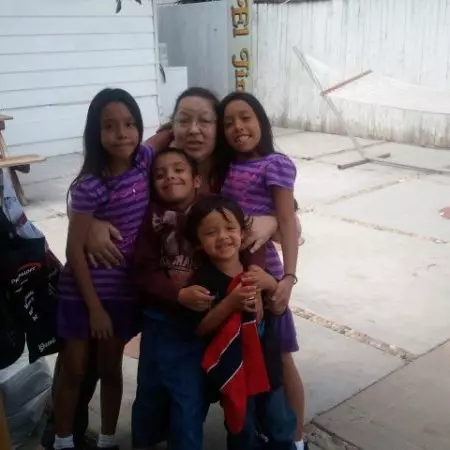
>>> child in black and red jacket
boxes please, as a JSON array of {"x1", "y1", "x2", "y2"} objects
[{"x1": 181, "y1": 195, "x2": 298, "y2": 450}]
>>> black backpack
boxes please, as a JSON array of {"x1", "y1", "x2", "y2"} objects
[{"x1": 0, "y1": 208, "x2": 60, "y2": 368}]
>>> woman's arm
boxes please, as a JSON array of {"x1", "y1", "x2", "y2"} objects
[
  {"x1": 85, "y1": 219, "x2": 124, "y2": 268},
  {"x1": 144, "y1": 128, "x2": 173, "y2": 152}
]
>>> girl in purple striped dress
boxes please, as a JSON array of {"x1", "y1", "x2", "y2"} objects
[
  {"x1": 53, "y1": 89, "x2": 152, "y2": 450},
  {"x1": 217, "y1": 92, "x2": 307, "y2": 450}
]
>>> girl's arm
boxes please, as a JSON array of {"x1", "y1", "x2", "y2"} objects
[
  {"x1": 267, "y1": 155, "x2": 298, "y2": 306},
  {"x1": 67, "y1": 212, "x2": 113, "y2": 339},
  {"x1": 273, "y1": 186, "x2": 298, "y2": 277},
  {"x1": 66, "y1": 212, "x2": 102, "y2": 312}
]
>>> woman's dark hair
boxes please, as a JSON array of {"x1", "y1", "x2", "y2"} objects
[
  {"x1": 171, "y1": 87, "x2": 220, "y2": 120},
  {"x1": 171, "y1": 87, "x2": 224, "y2": 191},
  {"x1": 71, "y1": 88, "x2": 144, "y2": 189},
  {"x1": 215, "y1": 91, "x2": 276, "y2": 186},
  {"x1": 185, "y1": 195, "x2": 252, "y2": 245}
]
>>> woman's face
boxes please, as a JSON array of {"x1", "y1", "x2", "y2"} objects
[{"x1": 172, "y1": 96, "x2": 217, "y2": 163}]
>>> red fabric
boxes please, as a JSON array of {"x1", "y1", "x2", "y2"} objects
[{"x1": 202, "y1": 274, "x2": 269, "y2": 434}]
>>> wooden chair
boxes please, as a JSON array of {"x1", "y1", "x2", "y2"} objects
[{"x1": 0, "y1": 115, "x2": 46, "y2": 206}]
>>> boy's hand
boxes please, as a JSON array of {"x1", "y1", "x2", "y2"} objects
[
  {"x1": 227, "y1": 282, "x2": 258, "y2": 312},
  {"x1": 178, "y1": 285, "x2": 214, "y2": 312},
  {"x1": 242, "y1": 265, "x2": 277, "y2": 294}
]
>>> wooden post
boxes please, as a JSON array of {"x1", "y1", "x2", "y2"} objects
[
  {"x1": 0, "y1": 394, "x2": 11, "y2": 450},
  {"x1": 0, "y1": 118, "x2": 28, "y2": 206},
  {"x1": 227, "y1": 0, "x2": 253, "y2": 92}
]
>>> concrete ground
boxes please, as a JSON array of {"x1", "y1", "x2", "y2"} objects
[{"x1": 21, "y1": 130, "x2": 450, "y2": 450}]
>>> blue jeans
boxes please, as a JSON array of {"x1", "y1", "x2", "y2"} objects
[
  {"x1": 132, "y1": 317, "x2": 207, "y2": 450},
  {"x1": 227, "y1": 387, "x2": 297, "y2": 450}
]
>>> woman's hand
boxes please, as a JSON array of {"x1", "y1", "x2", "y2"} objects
[
  {"x1": 242, "y1": 215, "x2": 278, "y2": 253},
  {"x1": 89, "y1": 306, "x2": 114, "y2": 340},
  {"x1": 85, "y1": 219, "x2": 124, "y2": 268},
  {"x1": 273, "y1": 213, "x2": 304, "y2": 246},
  {"x1": 178, "y1": 285, "x2": 214, "y2": 312}
]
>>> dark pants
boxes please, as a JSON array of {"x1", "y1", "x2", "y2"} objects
[
  {"x1": 40, "y1": 346, "x2": 99, "y2": 449},
  {"x1": 132, "y1": 317, "x2": 207, "y2": 450},
  {"x1": 227, "y1": 387, "x2": 297, "y2": 450}
]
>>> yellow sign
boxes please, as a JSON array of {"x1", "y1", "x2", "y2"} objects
[{"x1": 228, "y1": 0, "x2": 252, "y2": 92}]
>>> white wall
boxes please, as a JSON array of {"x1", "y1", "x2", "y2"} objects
[
  {"x1": 0, "y1": 0, "x2": 160, "y2": 157},
  {"x1": 157, "y1": 0, "x2": 450, "y2": 148},
  {"x1": 254, "y1": 0, "x2": 450, "y2": 148}
]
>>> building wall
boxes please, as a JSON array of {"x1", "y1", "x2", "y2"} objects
[
  {"x1": 157, "y1": 0, "x2": 450, "y2": 148},
  {"x1": 0, "y1": 0, "x2": 160, "y2": 157},
  {"x1": 158, "y1": 2, "x2": 229, "y2": 99},
  {"x1": 254, "y1": 0, "x2": 450, "y2": 148}
]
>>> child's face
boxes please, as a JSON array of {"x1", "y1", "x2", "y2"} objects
[
  {"x1": 196, "y1": 210, "x2": 243, "y2": 262},
  {"x1": 153, "y1": 152, "x2": 201, "y2": 205},
  {"x1": 100, "y1": 102, "x2": 139, "y2": 161},
  {"x1": 223, "y1": 100, "x2": 261, "y2": 154}
]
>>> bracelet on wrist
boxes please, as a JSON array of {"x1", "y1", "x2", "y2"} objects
[{"x1": 282, "y1": 273, "x2": 298, "y2": 285}]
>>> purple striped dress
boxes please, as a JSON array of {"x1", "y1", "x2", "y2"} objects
[
  {"x1": 57, "y1": 145, "x2": 152, "y2": 341},
  {"x1": 221, "y1": 152, "x2": 300, "y2": 352}
]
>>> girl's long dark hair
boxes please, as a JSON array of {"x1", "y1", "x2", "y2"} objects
[
  {"x1": 216, "y1": 92, "x2": 276, "y2": 186},
  {"x1": 171, "y1": 87, "x2": 223, "y2": 191},
  {"x1": 71, "y1": 88, "x2": 144, "y2": 189}
]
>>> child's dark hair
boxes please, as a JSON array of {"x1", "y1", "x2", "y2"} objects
[
  {"x1": 185, "y1": 195, "x2": 252, "y2": 245},
  {"x1": 216, "y1": 91, "x2": 276, "y2": 185},
  {"x1": 72, "y1": 88, "x2": 143, "y2": 187},
  {"x1": 152, "y1": 147, "x2": 199, "y2": 177}
]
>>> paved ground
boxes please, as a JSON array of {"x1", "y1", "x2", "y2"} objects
[{"x1": 21, "y1": 130, "x2": 450, "y2": 450}]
